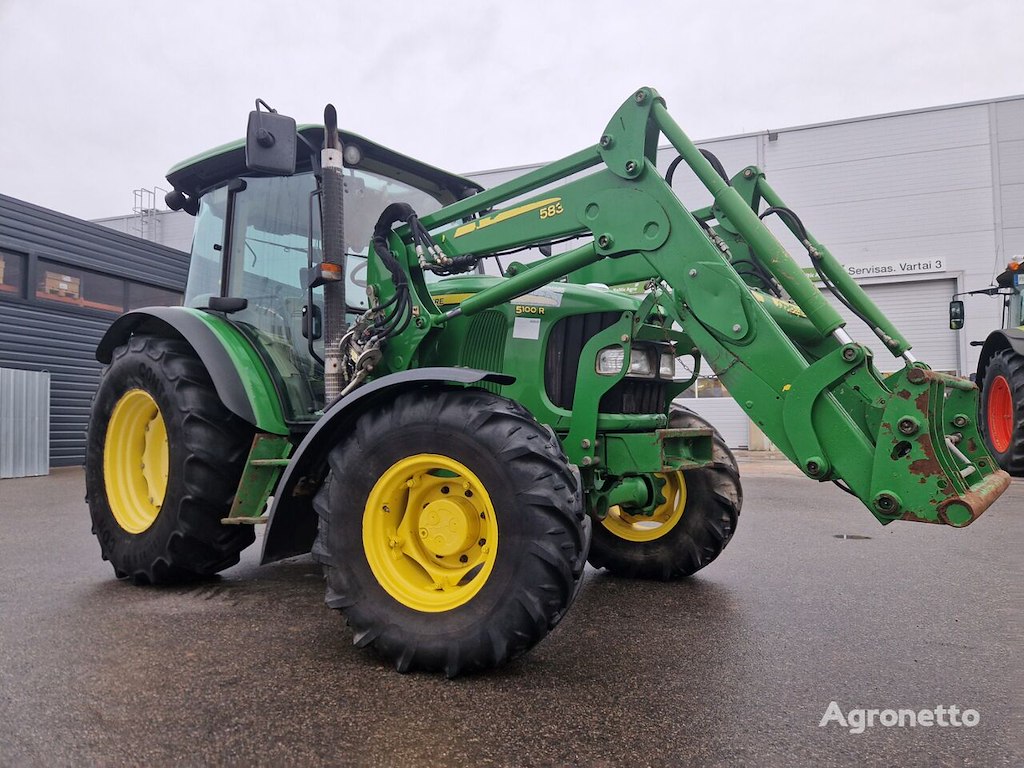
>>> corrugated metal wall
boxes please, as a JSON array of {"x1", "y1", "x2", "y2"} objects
[
  {"x1": 0, "y1": 302, "x2": 113, "y2": 465},
  {"x1": 0, "y1": 194, "x2": 189, "y2": 467},
  {"x1": 995, "y1": 99, "x2": 1024, "y2": 258},
  {"x1": 1, "y1": 194, "x2": 189, "y2": 287},
  {"x1": 0, "y1": 367, "x2": 49, "y2": 478}
]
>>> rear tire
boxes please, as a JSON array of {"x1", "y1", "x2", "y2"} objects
[
  {"x1": 587, "y1": 406, "x2": 742, "y2": 580},
  {"x1": 313, "y1": 388, "x2": 588, "y2": 676},
  {"x1": 980, "y1": 348, "x2": 1024, "y2": 476},
  {"x1": 85, "y1": 336, "x2": 256, "y2": 584}
]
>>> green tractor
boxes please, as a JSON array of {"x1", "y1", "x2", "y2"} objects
[
  {"x1": 86, "y1": 88, "x2": 1009, "y2": 675},
  {"x1": 951, "y1": 259, "x2": 1024, "y2": 475}
]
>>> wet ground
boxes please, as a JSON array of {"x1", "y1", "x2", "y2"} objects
[{"x1": 1, "y1": 458, "x2": 1021, "y2": 767}]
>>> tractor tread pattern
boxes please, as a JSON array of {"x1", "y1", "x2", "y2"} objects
[
  {"x1": 587, "y1": 406, "x2": 742, "y2": 580},
  {"x1": 312, "y1": 388, "x2": 589, "y2": 677},
  {"x1": 981, "y1": 348, "x2": 1024, "y2": 476},
  {"x1": 85, "y1": 336, "x2": 255, "y2": 585}
]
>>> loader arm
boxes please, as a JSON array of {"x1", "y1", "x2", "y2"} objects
[{"x1": 368, "y1": 87, "x2": 1007, "y2": 526}]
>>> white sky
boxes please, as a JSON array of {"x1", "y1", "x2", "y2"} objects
[{"x1": 1, "y1": 0, "x2": 1022, "y2": 220}]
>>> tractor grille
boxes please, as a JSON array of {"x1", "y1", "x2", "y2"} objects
[
  {"x1": 599, "y1": 377, "x2": 667, "y2": 414},
  {"x1": 463, "y1": 310, "x2": 506, "y2": 394},
  {"x1": 545, "y1": 312, "x2": 667, "y2": 414}
]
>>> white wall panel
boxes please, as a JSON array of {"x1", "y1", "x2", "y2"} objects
[
  {"x1": 1001, "y1": 183, "x2": 1024, "y2": 230},
  {"x1": 765, "y1": 106, "x2": 990, "y2": 170},
  {"x1": 823, "y1": 278, "x2": 960, "y2": 374},
  {"x1": 765, "y1": 144, "x2": 992, "y2": 206},
  {"x1": 1003, "y1": 227, "x2": 1024, "y2": 256},
  {"x1": 995, "y1": 100, "x2": 1024, "y2": 141},
  {"x1": 997, "y1": 139, "x2": 1024, "y2": 184}
]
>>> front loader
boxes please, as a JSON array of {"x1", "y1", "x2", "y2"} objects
[{"x1": 86, "y1": 88, "x2": 1009, "y2": 676}]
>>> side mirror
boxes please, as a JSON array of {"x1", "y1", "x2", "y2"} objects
[
  {"x1": 949, "y1": 299, "x2": 965, "y2": 330},
  {"x1": 245, "y1": 103, "x2": 297, "y2": 176}
]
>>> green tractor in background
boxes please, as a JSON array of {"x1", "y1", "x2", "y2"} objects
[
  {"x1": 87, "y1": 89, "x2": 1009, "y2": 676},
  {"x1": 951, "y1": 259, "x2": 1024, "y2": 475}
]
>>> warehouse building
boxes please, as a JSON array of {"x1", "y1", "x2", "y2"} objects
[
  {"x1": 90, "y1": 94, "x2": 1023, "y2": 450},
  {"x1": 0, "y1": 194, "x2": 187, "y2": 473}
]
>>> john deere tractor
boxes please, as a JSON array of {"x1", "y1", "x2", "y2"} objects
[
  {"x1": 86, "y1": 88, "x2": 1009, "y2": 676},
  {"x1": 951, "y1": 259, "x2": 1024, "y2": 474}
]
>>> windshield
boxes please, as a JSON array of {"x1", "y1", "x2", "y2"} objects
[
  {"x1": 185, "y1": 168, "x2": 446, "y2": 420},
  {"x1": 185, "y1": 168, "x2": 444, "y2": 310}
]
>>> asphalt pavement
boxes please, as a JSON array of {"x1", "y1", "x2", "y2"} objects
[{"x1": 0, "y1": 457, "x2": 1021, "y2": 767}]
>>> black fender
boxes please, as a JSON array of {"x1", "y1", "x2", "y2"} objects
[
  {"x1": 96, "y1": 307, "x2": 282, "y2": 433},
  {"x1": 975, "y1": 328, "x2": 1024, "y2": 385},
  {"x1": 260, "y1": 367, "x2": 515, "y2": 565}
]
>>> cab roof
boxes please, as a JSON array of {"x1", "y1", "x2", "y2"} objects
[{"x1": 166, "y1": 125, "x2": 484, "y2": 205}]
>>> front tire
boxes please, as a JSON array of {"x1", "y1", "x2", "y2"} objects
[
  {"x1": 980, "y1": 348, "x2": 1024, "y2": 476},
  {"x1": 313, "y1": 388, "x2": 588, "y2": 676},
  {"x1": 85, "y1": 336, "x2": 256, "y2": 584},
  {"x1": 587, "y1": 406, "x2": 742, "y2": 580}
]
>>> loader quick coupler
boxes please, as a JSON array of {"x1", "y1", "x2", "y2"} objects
[{"x1": 868, "y1": 367, "x2": 1010, "y2": 527}]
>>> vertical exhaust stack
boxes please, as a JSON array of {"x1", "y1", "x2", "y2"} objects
[{"x1": 321, "y1": 104, "x2": 347, "y2": 403}]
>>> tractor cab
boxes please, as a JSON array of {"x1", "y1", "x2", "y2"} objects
[{"x1": 165, "y1": 126, "x2": 483, "y2": 423}]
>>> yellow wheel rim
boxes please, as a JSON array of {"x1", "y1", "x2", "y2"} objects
[
  {"x1": 103, "y1": 389, "x2": 169, "y2": 534},
  {"x1": 601, "y1": 472, "x2": 687, "y2": 543},
  {"x1": 363, "y1": 454, "x2": 498, "y2": 613}
]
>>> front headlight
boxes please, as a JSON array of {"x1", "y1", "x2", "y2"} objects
[
  {"x1": 660, "y1": 351, "x2": 676, "y2": 379},
  {"x1": 596, "y1": 346, "x2": 655, "y2": 377}
]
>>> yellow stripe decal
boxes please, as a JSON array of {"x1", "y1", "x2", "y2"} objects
[
  {"x1": 431, "y1": 293, "x2": 476, "y2": 307},
  {"x1": 453, "y1": 198, "x2": 562, "y2": 238},
  {"x1": 750, "y1": 288, "x2": 806, "y2": 318}
]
